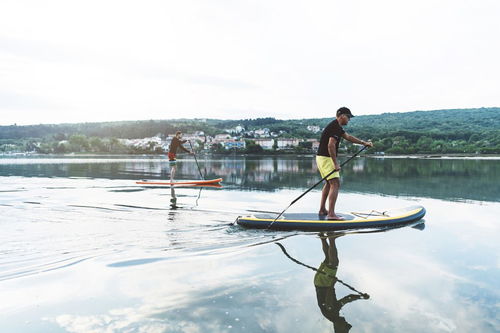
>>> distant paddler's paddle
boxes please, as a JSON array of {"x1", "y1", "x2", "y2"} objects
[
  {"x1": 188, "y1": 140, "x2": 205, "y2": 180},
  {"x1": 269, "y1": 145, "x2": 368, "y2": 227}
]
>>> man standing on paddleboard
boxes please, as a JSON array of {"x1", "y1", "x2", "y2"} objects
[
  {"x1": 317, "y1": 107, "x2": 373, "y2": 220},
  {"x1": 168, "y1": 131, "x2": 194, "y2": 182}
]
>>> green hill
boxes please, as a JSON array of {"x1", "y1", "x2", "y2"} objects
[
  {"x1": 1, "y1": 108, "x2": 499, "y2": 154},
  {"x1": 337, "y1": 108, "x2": 500, "y2": 154}
]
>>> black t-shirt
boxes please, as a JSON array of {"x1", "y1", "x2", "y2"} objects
[{"x1": 317, "y1": 119, "x2": 345, "y2": 157}]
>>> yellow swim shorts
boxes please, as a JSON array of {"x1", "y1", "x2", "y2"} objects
[
  {"x1": 316, "y1": 155, "x2": 340, "y2": 180},
  {"x1": 314, "y1": 261, "x2": 338, "y2": 287}
]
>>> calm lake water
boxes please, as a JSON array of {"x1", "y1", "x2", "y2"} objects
[{"x1": 0, "y1": 155, "x2": 499, "y2": 333}]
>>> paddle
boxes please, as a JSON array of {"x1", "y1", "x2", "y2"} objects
[
  {"x1": 270, "y1": 145, "x2": 368, "y2": 226},
  {"x1": 188, "y1": 140, "x2": 205, "y2": 180}
]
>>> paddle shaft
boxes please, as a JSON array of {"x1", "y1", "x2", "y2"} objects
[
  {"x1": 271, "y1": 145, "x2": 368, "y2": 225},
  {"x1": 188, "y1": 141, "x2": 205, "y2": 180}
]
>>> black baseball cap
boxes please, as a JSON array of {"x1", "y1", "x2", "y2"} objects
[{"x1": 337, "y1": 107, "x2": 354, "y2": 118}]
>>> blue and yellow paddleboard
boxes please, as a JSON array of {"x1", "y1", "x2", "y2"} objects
[{"x1": 236, "y1": 205, "x2": 425, "y2": 231}]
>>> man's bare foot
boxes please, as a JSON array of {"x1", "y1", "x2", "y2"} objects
[
  {"x1": 327, "y1": 214, "x2": 345, "y2": 221},
  {"x1": 318, "y1": 209, "x2": 328, "y2": 216}
]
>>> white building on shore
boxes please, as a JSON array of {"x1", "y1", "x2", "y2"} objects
[
  {"x1": 276, "y1": 138, "x2": 300, "y2": 150},
  {"x1": 253, "y1": 138, "x2": 274, "y2": 150}
]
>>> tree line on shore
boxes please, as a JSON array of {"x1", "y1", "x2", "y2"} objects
[{"x1": 1, "y1": 108, "x2": 499, "y2": 155}]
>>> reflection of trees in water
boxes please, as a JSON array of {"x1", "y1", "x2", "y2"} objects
[
  {"x1": 201, "y1": 157, "x2": 500, "y2": 201},
  {"x1": 355, "y1": 158, "x2": 496, "y2": 178},
  {"x1": 343, "y1": 158, "x2": 500, "y2": 202},
  {"x1": 198, "y1": 157, "x2": 500, "y2": 201},
  {"x1": 1, "y1": 156, "x2": 498, "y2": 201}
]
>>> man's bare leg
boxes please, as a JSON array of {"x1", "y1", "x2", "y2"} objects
[
  {"x1": 327, "y1": 178, "x2": 343, "y2": 220},
  {"x1": 327, "y1": 235, "x2": 340, "y2": 266},
  {"x1": 170, "y1": 165, "x2": 176, "y2": 183},
  {"x1": 319, "y1": 182, "x2": 330, "y2": 215}
]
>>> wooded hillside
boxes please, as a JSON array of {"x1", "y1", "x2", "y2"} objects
[{"x1": 1, "y1": 108, "x2": 498, "y2": 154}]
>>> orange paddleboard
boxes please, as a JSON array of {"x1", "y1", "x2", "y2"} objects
[{"x1": 136, "y1": 178, "x2": 222, "y2": 186}]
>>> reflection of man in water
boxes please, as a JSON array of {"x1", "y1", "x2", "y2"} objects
[
  {"x1": 170, "y1": 186, "x2": 178, "y2": 209},
  {"x1": 314, "y1": 233, "x2": 369, "y2": 332}
]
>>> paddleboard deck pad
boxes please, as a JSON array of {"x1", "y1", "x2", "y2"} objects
[
  {"x1": 136, "y1": 178, "x2": 222, "y2": 186},
  {"x1": 236, "y1": 205, "x2": 425, "y2": 231}
]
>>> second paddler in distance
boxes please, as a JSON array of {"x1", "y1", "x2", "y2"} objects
[{"x1": 168, "y1": 131, "x2": 194, "y2": 183}]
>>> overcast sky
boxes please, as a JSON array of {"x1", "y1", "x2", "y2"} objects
[{"x1": 0, "y1": 0, "x2": 499, "y2": 125}]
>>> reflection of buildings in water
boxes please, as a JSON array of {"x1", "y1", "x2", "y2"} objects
[
  {"x1": 276, "y1": 159, "x2": 299, "y2": 173},
  {"x1": 120, "y1": 156, "x2": 362, "y2": 189},
  {"x1": 351, "y1": 158, "x2": 366, "y2": 173},
  {"x1": 203, "y1": 157, "x2": 317, "y2": 176},
  {"x1": 120, "y1": 156, "x2": 363, "y2": 181},
  {"x1": 167, "y1": 157, "x2": 321, "y2": 188},
  {"x1": 122, "y1": 160, "x2": 166, "y2": 177},
  {"x1": 103, "y1": 157, "x2": 365, "y2": 194},
  {"x1": 250, "y1": 158, "x2": 275, "y2": 173},
  {"x1": 121, "y1": 157, "x2": 321, "y2": 180}
]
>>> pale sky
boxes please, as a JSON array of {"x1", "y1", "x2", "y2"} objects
[{"x1": 0, "y1": 0, "x2": 499, "y2": 125}]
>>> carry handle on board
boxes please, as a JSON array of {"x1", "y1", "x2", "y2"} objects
[{"x1": 270, "y1": 145, "x2": 369, "y2": 225}]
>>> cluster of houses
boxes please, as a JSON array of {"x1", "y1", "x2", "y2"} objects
[{"x1": 121, "y1": 125, "x2": 322, "y2": 152}]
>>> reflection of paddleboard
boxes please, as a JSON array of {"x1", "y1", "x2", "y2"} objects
[
  {"x1": 237, "y1": 205, "x2": 425, "y2": 231},
  {"x1": 191, "y1": 184, "x2": 222, "y2": 188},
  {"x1": 136, "y1": 178, "x2": 222, "y2": 186}
]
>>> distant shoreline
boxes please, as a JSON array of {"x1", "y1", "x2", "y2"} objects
[{"x1": 1, "y1": 152, "x2": 499, "y2": 160}]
